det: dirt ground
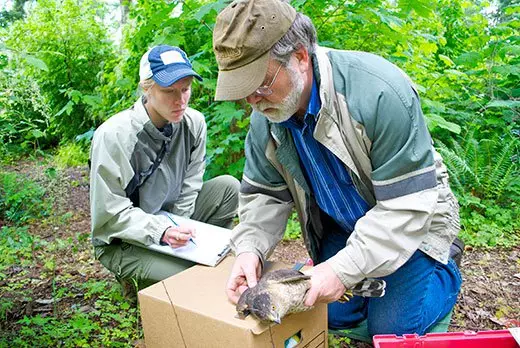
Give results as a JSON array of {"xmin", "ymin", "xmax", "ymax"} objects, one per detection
[{"xmin": 2, "ymin": 163, "xmax": 519, "ymax": 347}]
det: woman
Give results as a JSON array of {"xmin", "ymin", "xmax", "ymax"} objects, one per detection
[{"xmin": 89, "ymin": 45, "xmax": 239, "ymax": 293}]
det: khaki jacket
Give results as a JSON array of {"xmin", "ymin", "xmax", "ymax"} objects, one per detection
[
  {"xmin": 232, "ymin": 47, "xmax": 460, "ymax": 289},
  {"xmin": 89, "ymin": 97, "xmax": 206, "ymax": 249}
]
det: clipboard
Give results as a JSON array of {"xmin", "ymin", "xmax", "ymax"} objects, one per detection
[{"xmin": 146, "ymin": 211, "xmax": 232, "ymax": 267}]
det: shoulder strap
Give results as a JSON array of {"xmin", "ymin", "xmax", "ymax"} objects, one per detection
[{"xmin": 125, "ymin": 139, "xmax": 169, "ymax": 207}]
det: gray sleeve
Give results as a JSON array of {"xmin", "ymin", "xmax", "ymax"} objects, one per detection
[
  {"xmin": 231, "ymin": 114, "xmax": 294, "ymax": 263},
  {"xmin": 90, "ymin": 126, "xmax": 170, "ymax": 246}
]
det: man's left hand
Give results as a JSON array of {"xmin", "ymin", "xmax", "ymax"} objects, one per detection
[{"xmin": 304, "ymin": 262, "xmax": 346, "ymax": 306}]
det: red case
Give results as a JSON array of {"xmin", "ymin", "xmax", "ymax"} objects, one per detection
[{"xmin": 373, "ymin": 330, "xmax": 518, "ymax": 348}]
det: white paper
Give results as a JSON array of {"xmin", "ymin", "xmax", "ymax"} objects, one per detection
[{"xmin": 146, "ymin": 211, "xmax": 232, "ymax": 267}]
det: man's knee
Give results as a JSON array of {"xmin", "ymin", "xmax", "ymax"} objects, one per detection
[{"xmin": 327, "ymin": 298, "xmax": 367, "ymax": 329}]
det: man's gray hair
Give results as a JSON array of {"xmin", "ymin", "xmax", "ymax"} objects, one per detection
[{"xmin": 270, "ymin": 12, "xmax": 317, "ymax": 65}]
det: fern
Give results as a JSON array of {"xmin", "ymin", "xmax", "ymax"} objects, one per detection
[
  {"xmin": 436, "ymin": 140, "xmax": 469, "ymax": 192},
  {"xmin": 437, "ymin": 129, "xmax": 520, "ymax": 247},
  {"xmin": 437, "ymin": 130, "xmax": 519, "ymax": 203}
]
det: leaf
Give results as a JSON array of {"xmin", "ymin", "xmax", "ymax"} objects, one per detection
[
  {"xmin": 75, "ymin": 129, "xmax": 95, "ymax": 142},
  {"xmin": 193, "ymin": 2, "xmax": 227, "ymax": 21},
  {"xmin": 444, "ymin": 69, "xmax": 467, "ymax": 77},
  {"xmin": 69, "ymin": 90, "xmax": 82, "ymax": 103},
  {"xmin": 491, "ymin": 64, "xmax": 520, "ymax": 77},
  {"xmin": 212, "ymin": 102, "xmax": 245, "ymax": 122},
  {"xmin": 369, "ymin": 9, "xmax": 404, "ymax": 30},
  {"xmin": 438, "ymin": 54, "xmax": 454, "ymax": 67},
  {"xmin": 486, "ymin": 100, "xmax": 520, "ymax": 108},
  {"xmin": 499, "ymin": 45, "xmax": 520, "ymax": 57},
  {"xmin": 35, "ymin": 299, "xmax": 57, "ymax": 305},
  {"xmin": 45, "ymin": 167, "xmax": 57, "ymax": 179},
  {"xmin": 454, "ymin": 52, "xmax": 482, "ymax": 68},
  {"xmin": 30, "ymin": 129, "xmax": 45, "ymax": 139},
  {"xmin": 425, "ymin": 113, "xmax": 461, "ymax": 134},
  {"xmin": 398, "ymin": 0, "xmax": 433, "ymax": 17},
  {"xmin": 82, "ymin": 95, "xmax": 102, "ymax": 108},
  {"xmin": 422, "ymin": 98, "xmax": 446, "ymax": 113},
  {"xmin": 24, "ymin": 55, "xmax": 49, "ymax": 72},
  {"xmin": 419, "ymin": 42, "xmax": 438, "ymax": 54},
  {"xmin": 192, "ymin": 60, "xmax": 213, "ymax": 75},
  {"xmin": 55, "ymin": 101, "xmax": 74, "ymax": 117}
]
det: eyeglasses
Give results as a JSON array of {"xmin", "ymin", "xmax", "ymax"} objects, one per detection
[{"xmin": 254, "ymin": 64, "xmax": 282, "ymax": 97}]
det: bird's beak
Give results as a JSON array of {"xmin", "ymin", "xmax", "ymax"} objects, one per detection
[{"xmin": 268, "ymin": 313, "xmax": 281, "ymax": 324}]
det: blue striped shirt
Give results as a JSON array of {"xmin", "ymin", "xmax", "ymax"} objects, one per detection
[{"xmin": 280, "ymin": 78, "xmax": 370, "ymax": 232}]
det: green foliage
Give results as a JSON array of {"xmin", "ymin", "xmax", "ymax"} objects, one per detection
[
  {"xmin": 1, "ymin": 0, "xmax": 116, "ymax": 146},
  {"xmin": 0, "ymin": 172, "xmax": 52, "ymax": 225},
  {"xmin": 0, "ymin": 0, "xmax": 28, "ymax": 28},
  {"xmin": 205, "ymin": 101, "xmax": 249, "ymax": 179},
  {"xmin": 437, "ymin": 129, "xmax": 520, "ymax": 247},
  {"xmin": 437, "ymin": 129, "xmax": 520, "ymax": 202},
  {"xmin": 284, "ymin": 211, "xmax": 302, "ymax": 240},
  {"xmin": 0, "ymin": 226, "xmax": 39, "ymax": 270},
  {"xmin": 328, "ymin": 333, "xmax": 352, "ymax": 347},
  {"xmin": 457, "ymin": 195, "xmax": 519, "ymax": 247},
  {"xmin": 54, "ymin": 142, "xmax": 90, "ymax": 168},
  {"xmin": 0, "ymin": 72, "xmax": 53, "ymax": 157},
  {"xmin": 0, "ymin": 231, "xmax": 141, "ymax": 347},
  {"xmin": 1, "ymin": 295, "xmax": 140, "ymax": 347}
]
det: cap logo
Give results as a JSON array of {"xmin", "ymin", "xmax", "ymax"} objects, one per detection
[{"xmin": 160, "ymin": 50, "xmax": 186, "ymax": 65}]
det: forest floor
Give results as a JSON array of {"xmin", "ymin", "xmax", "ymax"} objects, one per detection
[{"xmin": 1, "ymin": 163, "xmax": 519, "ymax": 347}]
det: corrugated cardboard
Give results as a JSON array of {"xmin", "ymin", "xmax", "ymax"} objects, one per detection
[{"xmin": 139, "ymin": 256, "xmax": 328, "ymax": 348}]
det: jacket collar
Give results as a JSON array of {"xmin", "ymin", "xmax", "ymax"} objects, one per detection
[
  {"xmin": 313, "ymin": 46, "xmax": 336, "ymax": 120},
  {"xmin": 135, "ymin": 96, "xmax": 178, "ymax": 142}
]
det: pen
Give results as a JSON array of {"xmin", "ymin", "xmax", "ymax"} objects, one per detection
[{"xmin": 165, "ymin": 215, "xmax": 197, "ymax": 246}]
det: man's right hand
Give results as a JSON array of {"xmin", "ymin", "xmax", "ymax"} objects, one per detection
[{"xmin": 226, "ymin": 252, "xmax": 262, "ymax": 304}]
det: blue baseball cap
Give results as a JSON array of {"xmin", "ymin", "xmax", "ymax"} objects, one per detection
[{"xmin": 139, "ymin": 45, "xmax": 202, "ymax": 87}]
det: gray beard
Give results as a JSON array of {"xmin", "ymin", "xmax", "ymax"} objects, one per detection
[{"xmin": 253, "ymin": 65, "xmax": 304, "ymax": 123}]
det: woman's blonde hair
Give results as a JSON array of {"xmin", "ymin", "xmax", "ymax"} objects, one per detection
[{"xmin": 139, "ymin": 78, "xmax": 155, "ymax": 95}]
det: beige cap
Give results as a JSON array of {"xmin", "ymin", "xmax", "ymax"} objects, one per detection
[{"xmin": 213, "ymin": 0, "xmax": 297, "ymax": 101}]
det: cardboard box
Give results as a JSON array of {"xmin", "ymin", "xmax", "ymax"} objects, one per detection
[{"xmin": 138, "ymin": 256, "xmax": 328, "ymax": 348}]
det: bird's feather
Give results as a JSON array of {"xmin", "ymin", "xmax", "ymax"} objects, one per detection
[{"xmin": 236, "ymin": 268, "xmax": 387, "ymax": 324}]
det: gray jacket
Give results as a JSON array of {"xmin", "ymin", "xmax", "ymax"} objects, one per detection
[
  {"xmin": 89, "ymin": 97, "xmax": 206, "ymax": 249},
  {"xmin": 232, "ymin": 47, "xmax": 460, "ymax": 289}
]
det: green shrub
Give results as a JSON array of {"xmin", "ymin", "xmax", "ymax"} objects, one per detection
[
  {"xmin": 2, "ymin": 0, "xmax": 116, "ymax": 143},
  {"xmin": 0, "ymin": 226, "xmax": 39, "ymax": 270},
  {"xmin": 457, "ymin": 195, "xmax": 519, "ymax": 247},
  {"xmin": 0, "ymin": 284, "xmax": 141, "ymax": 347},
  {"xmin": 437, "ymin": 129, "xmax": 520, "ymax": 247},
  {"xmin": 0, "ymin": 172, "xmax": 52, "ymax": 225},
  {"xmin": 54, "ymin": 142, "xmax": 90, "ymax": 168},
  {"xmin": 0, "ymin": 72, "xmax": 53, "ymax": 157}
]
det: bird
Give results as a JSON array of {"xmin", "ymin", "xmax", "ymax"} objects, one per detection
[{"xmin": 236, "ymin": 268, "xmax": 386, "ymax": 324}]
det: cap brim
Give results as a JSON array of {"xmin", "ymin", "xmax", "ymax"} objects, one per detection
[
  {"xmin": 153, "ymin": 67, "xmax": 203, "ymax": 88},
  {"xmin": 214, "ymin": 52, "xmax": 270, "ymax": 101}
]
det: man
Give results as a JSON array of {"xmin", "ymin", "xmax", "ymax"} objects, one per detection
[
  {"xmin": 212, "ymin": 0, "xmax": 462, "ymax": 336},
  {"xmin": 89, "ymin": 45, "xmax": 240, "ymax": 291}
]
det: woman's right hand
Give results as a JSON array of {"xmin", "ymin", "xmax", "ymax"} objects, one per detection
[{"xmin": 161, "ymin": 225, "xmax": 196, "ymax": 248}]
